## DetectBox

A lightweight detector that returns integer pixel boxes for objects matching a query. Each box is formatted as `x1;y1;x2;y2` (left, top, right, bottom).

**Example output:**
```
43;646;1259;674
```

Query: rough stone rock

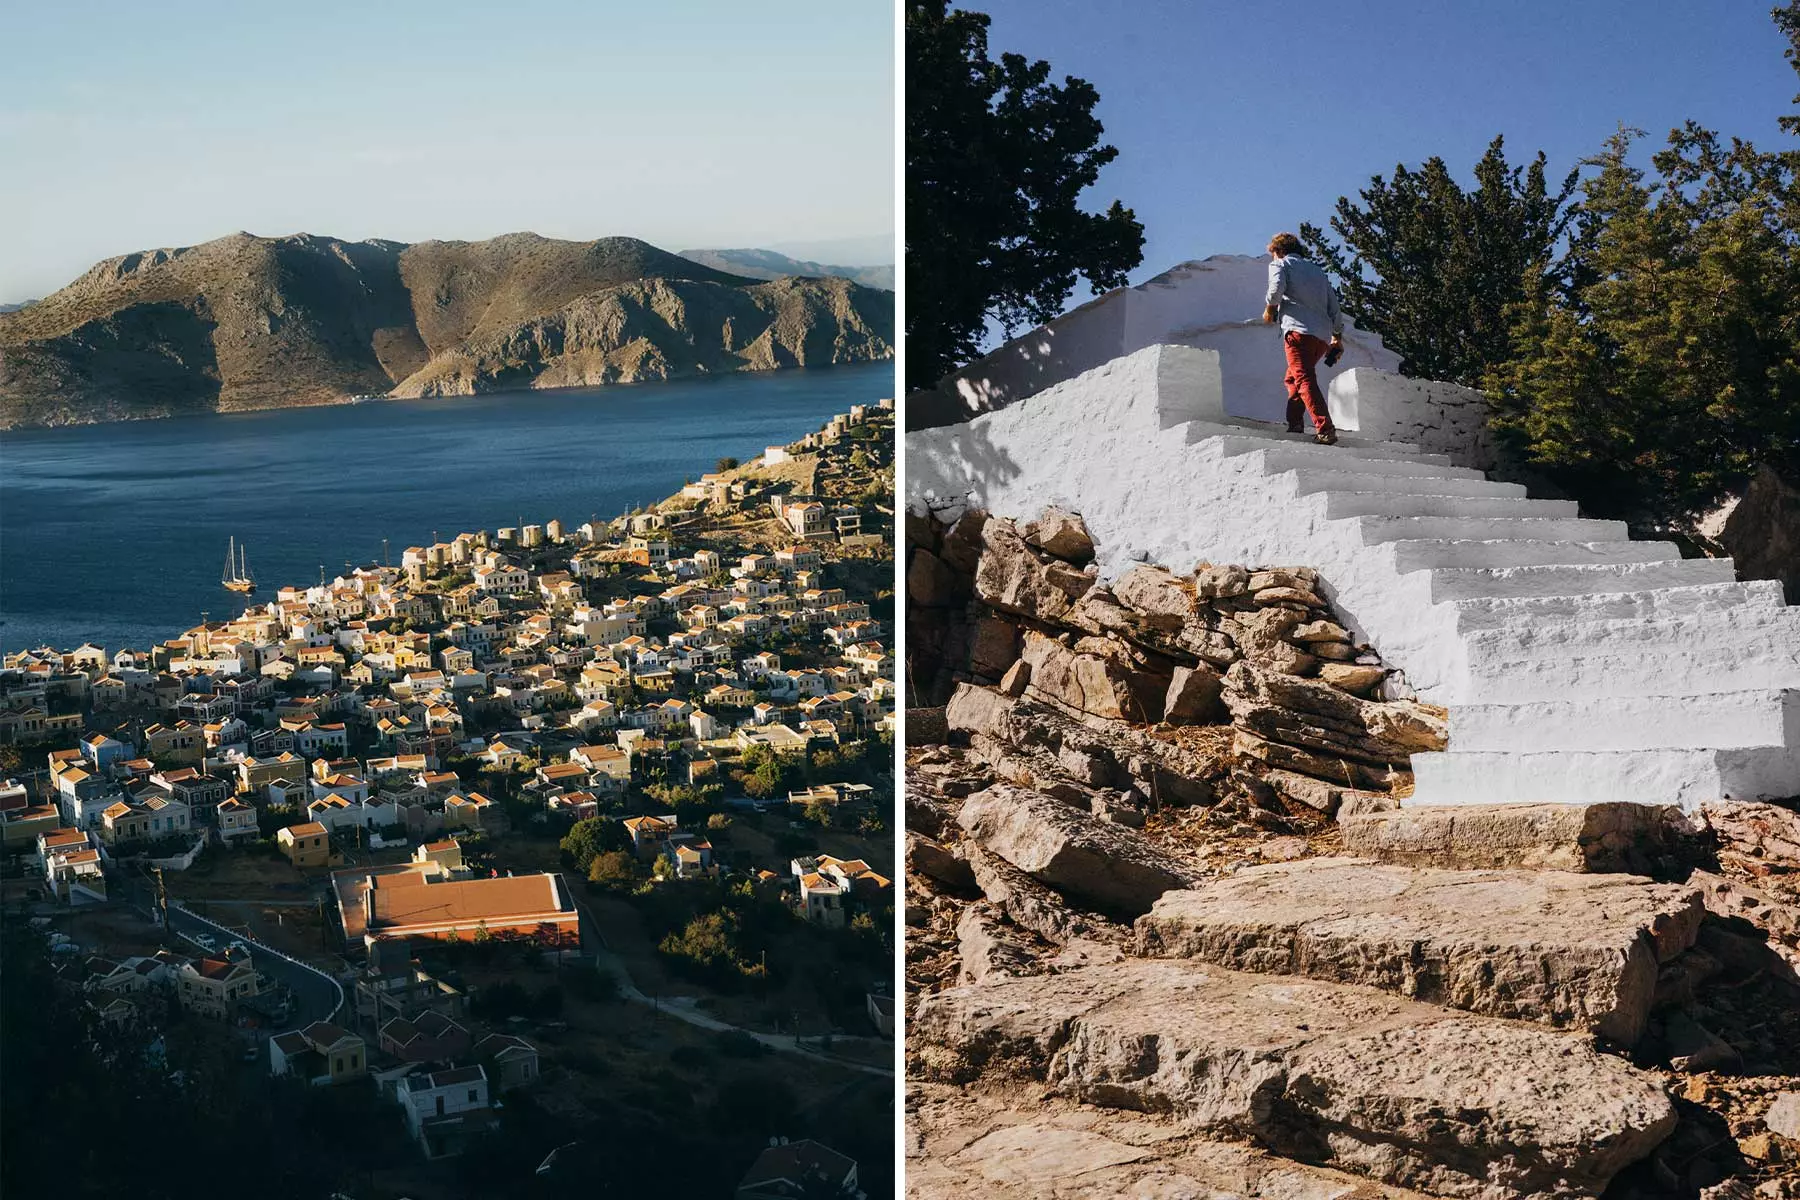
1766;1092;1800;1141
1227;663;1449;760
1021;506;1096;564
1254;586;1326;608
938;509;990;575
907;1084;1442;1200
1291;619;1351;643
1318;662;1387;696
1310;641;1359;661
1174;621;1240;667
1663;1010;1743;1073
957;903;1047;985
957;783;1197;916
1687;868;1800;975
1261;768;1350;815
907;833;976;892
964;843;1123;946
945;683;1021;744
1163;663;1224;724
1700;800;1800;877
909;547;967;608
907;706;950;747
1020;633;1166;724
911;960;1678;1199
1135;859;1704;1044
1192;562;1251;600
1341;802;1680;874
997;659;1030;698
1257;642;1319;676
1235;729;1391;791
1721;464;1800;603
1222;606;1307;657
968;615;1022;678
1336;790;1400;818
975;518;1092;623
1249;567;1318;592
1111;565;1195;630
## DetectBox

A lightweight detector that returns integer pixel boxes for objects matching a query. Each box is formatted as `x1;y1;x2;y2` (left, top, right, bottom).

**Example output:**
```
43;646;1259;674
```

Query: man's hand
1261;305;1277;325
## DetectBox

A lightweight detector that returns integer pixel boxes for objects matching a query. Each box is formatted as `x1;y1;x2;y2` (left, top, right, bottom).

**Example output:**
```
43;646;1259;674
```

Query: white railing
169;900;346;1023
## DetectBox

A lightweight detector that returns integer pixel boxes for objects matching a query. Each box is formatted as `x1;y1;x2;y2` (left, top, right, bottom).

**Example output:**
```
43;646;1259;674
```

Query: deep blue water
0;363;891;653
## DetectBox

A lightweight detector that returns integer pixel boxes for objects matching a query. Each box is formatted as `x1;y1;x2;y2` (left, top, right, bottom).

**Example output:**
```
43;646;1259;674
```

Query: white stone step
1410;744;1800;808
1461;641;1800;703
1449;689;1800;752
1317;491;1579;520
1465;603;1800;665
1450;579;1784;632
1285;468;1530;499
1178;419;1437;458
1249;445;1485;479
1425;558;1739;602
1390;538;1678;573
1354;514;1630;547
1206;431;1454;468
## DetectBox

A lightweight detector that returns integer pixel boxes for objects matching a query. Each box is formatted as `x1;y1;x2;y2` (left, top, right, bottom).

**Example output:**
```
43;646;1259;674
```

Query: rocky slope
677;246;894;291
0;231;894;428
906;501;1800;1199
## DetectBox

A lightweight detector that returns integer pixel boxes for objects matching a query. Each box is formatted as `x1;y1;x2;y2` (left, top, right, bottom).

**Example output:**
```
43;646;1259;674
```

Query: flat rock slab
1135;859;1703;1044
911;960;1676;1200
1342;802;1679;873
958;783;1198;917
908;1082;1439;1199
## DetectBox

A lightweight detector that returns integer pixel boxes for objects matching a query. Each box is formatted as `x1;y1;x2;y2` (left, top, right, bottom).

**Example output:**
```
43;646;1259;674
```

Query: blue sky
974;0;1797;291
0;0;895;300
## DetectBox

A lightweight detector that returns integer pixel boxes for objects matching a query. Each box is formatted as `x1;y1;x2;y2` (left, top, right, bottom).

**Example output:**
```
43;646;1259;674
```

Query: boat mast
223;536;234;584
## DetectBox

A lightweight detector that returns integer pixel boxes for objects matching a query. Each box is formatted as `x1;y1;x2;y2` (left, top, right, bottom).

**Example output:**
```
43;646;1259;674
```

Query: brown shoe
1314;431;1338;446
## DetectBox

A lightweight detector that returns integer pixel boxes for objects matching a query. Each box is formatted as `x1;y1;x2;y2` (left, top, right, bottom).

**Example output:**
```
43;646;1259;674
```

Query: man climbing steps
1261;232;1344;445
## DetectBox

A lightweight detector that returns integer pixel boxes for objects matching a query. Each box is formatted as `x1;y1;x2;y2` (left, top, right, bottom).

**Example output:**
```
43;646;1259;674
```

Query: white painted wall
929;255;1402;427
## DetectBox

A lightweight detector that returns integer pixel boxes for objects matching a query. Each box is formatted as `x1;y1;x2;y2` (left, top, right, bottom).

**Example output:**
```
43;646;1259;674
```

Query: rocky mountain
0;232;893;428
677;247;893;291
0;300;35;313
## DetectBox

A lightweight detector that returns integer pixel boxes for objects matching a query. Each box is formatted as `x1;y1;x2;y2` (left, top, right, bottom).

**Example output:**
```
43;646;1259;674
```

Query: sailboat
222;536;256;593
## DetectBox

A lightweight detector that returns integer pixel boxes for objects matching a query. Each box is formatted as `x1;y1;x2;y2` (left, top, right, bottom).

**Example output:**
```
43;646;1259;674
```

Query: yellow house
277;821;332;868
269;1020;367;1085
177;953;260;1018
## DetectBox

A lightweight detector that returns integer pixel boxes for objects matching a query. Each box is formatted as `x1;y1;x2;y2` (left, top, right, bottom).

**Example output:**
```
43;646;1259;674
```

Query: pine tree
1302;135;1579;388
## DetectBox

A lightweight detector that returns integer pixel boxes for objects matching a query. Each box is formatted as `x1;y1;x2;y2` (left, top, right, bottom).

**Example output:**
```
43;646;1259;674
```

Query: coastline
0;352;895;433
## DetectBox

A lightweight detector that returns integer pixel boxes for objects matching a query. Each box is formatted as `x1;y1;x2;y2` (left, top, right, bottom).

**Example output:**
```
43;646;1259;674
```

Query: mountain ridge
0;231;893;428
677;247;894;291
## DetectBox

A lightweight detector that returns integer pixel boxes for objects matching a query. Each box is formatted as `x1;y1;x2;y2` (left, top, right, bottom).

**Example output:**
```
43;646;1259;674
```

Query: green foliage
559;815;624;872
1487;122;1800;527
1301;134;1580;387
905;0;1144;387
715;456;739;472
656;911;766;987
587;849;639;891
734;744;803;800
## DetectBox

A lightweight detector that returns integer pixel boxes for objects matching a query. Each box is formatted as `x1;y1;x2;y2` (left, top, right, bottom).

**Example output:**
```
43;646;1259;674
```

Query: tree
587;850;638;891
560;816;625;873
906;0;1145;388
715;456;739;472
1300;135;1580;387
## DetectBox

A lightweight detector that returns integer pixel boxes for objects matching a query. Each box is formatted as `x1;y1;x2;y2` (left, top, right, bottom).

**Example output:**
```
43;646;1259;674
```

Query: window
467;1089;477;1102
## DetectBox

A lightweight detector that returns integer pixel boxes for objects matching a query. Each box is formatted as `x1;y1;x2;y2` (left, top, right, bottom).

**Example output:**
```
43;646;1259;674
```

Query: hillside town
0;400;897;1198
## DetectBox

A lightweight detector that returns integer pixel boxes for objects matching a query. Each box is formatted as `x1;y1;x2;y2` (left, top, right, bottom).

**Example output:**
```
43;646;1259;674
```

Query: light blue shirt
1265;255;1344;339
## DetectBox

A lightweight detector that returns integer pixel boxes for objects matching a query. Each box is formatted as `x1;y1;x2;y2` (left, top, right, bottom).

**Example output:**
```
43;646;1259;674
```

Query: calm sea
0;363;891;654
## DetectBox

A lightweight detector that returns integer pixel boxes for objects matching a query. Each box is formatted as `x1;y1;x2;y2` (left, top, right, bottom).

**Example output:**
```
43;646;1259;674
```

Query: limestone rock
957;783;1197;916
938;509;990;575
1310;640;1358;661
907;1084;1442;1200
1135;859;1704;1044
1225;662;1448;767
1020;506;1095;564
1261;768;1350;815
1248;567;1318;592
1318;662;1387;696
1112;564;1194;630
906;706;949;747
907;832;975;892
945;683;1020;743
1020;633;1166;724
1192;562;1250;600
1291;619;1350;643
957;903;1046;985
1254;586;1326;608
975;518;1091;623
1163;664;1224;724
1766;1092;1800;1141
964;842;1123;946
997;659;1030;698
1339;802;1679;874
911;959;1677;1198
967;615;1021;678
908;547;966;608
1699;800;1800;876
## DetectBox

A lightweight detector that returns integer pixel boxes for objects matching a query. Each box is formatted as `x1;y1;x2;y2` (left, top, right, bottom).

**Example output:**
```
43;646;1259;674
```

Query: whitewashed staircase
908;344;1800;810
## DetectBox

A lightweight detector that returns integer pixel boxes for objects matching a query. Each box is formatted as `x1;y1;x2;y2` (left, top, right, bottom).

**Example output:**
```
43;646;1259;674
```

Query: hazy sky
975;0;1797;290
0;0;895;300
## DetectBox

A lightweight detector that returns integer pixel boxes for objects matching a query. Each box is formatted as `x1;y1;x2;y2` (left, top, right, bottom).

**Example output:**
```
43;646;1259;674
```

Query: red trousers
1283;330;1335;436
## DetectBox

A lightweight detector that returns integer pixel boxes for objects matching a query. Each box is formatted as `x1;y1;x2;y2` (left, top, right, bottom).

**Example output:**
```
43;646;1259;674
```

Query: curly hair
1267;232;1305;257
